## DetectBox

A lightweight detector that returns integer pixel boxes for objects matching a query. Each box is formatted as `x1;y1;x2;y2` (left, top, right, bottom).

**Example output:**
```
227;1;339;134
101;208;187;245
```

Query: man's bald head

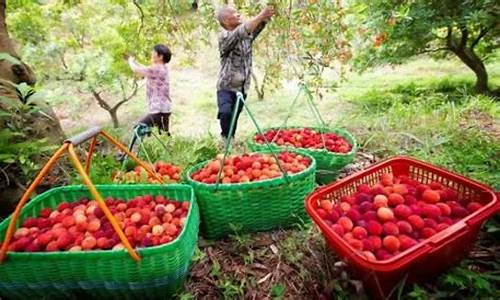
216;5;242;30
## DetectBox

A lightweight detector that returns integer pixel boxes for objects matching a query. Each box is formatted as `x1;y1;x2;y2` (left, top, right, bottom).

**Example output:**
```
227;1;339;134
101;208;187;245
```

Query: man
216;5;274;144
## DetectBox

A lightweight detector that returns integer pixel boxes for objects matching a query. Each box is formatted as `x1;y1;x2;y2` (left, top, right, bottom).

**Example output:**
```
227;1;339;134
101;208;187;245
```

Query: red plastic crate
305;156;499;299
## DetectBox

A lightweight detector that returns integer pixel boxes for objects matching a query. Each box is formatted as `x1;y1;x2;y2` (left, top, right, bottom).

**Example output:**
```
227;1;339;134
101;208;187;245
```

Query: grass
48;56;500;299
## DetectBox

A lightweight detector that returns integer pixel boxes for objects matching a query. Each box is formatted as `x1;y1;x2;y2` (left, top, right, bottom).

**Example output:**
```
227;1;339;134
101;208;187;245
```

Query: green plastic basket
248;126;358;183
185;151;316;239
0;184;199;300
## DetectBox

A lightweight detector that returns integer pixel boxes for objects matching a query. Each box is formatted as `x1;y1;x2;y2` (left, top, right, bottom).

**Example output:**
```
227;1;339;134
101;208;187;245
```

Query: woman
125;44;172;135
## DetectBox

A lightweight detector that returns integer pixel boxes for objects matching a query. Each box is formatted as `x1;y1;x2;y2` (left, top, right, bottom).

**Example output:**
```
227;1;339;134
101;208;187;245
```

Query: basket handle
266;82;329;151
215;92;290;189
65;126;102;146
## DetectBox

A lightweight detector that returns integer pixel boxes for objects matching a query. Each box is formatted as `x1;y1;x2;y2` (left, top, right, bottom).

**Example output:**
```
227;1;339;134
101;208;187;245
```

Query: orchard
0;0;498;299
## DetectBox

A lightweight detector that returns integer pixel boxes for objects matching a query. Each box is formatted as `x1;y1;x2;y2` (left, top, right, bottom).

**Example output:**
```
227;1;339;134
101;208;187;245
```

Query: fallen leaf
258;272;272;284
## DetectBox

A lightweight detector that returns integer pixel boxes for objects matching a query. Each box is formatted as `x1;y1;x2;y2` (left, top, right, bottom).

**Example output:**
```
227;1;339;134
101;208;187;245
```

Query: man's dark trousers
217;90;246;138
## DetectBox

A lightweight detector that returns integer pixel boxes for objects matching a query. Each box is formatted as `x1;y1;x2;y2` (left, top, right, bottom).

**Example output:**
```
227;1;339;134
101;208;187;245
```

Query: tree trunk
110;109;120;128
0;0;65;215
251;71;265;101
451;47;489;94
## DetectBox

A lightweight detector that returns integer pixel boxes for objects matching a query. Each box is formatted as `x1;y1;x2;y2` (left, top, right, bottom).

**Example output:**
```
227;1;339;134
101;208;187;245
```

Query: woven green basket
185;151;316;240
0;184;199;300
248;126;358;176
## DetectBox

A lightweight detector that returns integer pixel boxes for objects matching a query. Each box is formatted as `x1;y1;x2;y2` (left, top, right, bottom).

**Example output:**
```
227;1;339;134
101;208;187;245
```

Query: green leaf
0;52;22;65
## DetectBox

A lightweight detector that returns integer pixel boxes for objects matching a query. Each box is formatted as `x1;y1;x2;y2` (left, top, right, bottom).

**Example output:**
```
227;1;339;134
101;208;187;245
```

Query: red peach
74;214;87;225
357;184;372;194
451;206;469;218
363;211;378;221
152;225;164;236
348;239;363;251
466;202;483;213
375;249;392;260
87;219;101;232
369;235;382;250
363;251;377;261
377;207;394;222
359;202;373;213
97;237;111;249
62;216;75;228
331;224;345;236
346;209;362;222
407;215;425;230
394;204;412;219
404;195;417;205
40;208;52;218
388;193;405;206
399;235;418;251
422;189;440;203
373;195;388;209
409;204;422;215
131;212;142;223
81;236;97;250
57;202;70;212
316;208;328;220
165;204;176;213
424;218;437;229
383;186;394;196
421;227;437;238
352;226;368;240
36;231;54;247
367;220;383;236
148;216;161;227
25;243;41;252
436;203;451;216
69;245;82;252
344;233;354;241
429;182;443;190
337;217;354;232
56;233;74;249
383;222;399;236
383;235;400;253
362;239;374;251
380;173;394;186
396;220;413;234
355;193;372;204
46;241;60;252
339;202;351;212
340;195;356;205
320;200;333;211
422;204;441;219
393;184;408;195
14;228;30;239
112;243;124;250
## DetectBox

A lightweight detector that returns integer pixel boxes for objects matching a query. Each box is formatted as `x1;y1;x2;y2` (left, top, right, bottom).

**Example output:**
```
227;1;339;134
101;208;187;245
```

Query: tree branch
91;89;111;111
459;27;468;49
416;47;449;55
470;27;491;50
132;0;144;35
446;26;455;50
113;79;138;111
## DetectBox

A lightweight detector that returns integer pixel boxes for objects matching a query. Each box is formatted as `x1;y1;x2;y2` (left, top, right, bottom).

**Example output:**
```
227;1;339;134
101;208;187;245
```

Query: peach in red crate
306;156;497;300
377;207;394;222
383;235;400;253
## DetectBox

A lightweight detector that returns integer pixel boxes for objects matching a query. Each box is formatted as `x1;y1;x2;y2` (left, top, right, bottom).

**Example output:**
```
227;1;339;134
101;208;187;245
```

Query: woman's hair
153;44;172;64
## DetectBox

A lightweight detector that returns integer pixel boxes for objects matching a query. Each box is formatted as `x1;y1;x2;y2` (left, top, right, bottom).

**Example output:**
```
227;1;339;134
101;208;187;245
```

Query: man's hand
258;6;274;22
